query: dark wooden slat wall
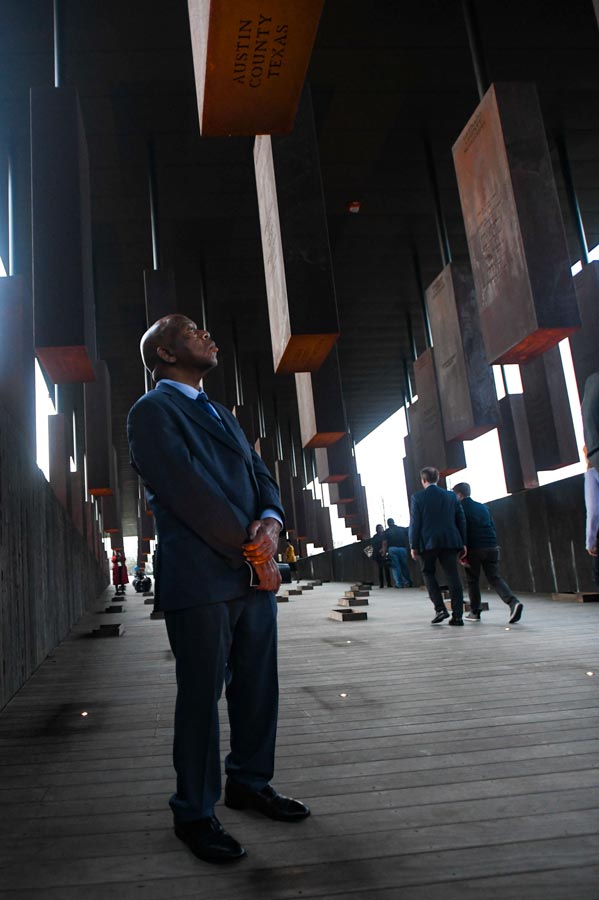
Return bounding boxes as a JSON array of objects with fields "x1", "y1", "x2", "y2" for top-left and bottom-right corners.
[{"x1": 0, "y1": 402, "x2": 108, "y2": 709}]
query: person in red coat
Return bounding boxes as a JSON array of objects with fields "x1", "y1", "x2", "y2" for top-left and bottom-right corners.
[{"x1": 112, "y1": 551, "x2": 129, "y2": 594}]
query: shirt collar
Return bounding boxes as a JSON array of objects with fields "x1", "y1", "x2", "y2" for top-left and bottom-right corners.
[{"x1": 158, "y1": 379, "x2": 201, "y2": 401}]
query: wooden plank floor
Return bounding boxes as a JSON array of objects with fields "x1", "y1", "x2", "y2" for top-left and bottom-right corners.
[{"x1": 0, "y1": 581, "x2": 598, "y2": 900}]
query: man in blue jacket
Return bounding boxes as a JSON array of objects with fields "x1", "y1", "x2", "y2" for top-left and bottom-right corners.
[
  {"x1": 452, "y1": 483, "x2": 523, "y2": 624},
  {"x1": 128, "y1": 315, "x2": 309, "y2": 865},
  {"x1": 409, "y1": 466, "x2": 467, "y2": 625}
]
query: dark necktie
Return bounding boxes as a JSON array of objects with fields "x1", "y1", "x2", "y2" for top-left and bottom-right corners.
[{"x1": 196, "y1": 390, "x2": 225, "y2": 428}]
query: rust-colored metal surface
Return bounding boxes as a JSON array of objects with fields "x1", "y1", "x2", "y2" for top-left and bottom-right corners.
[
  {"x1": 570, "y1": 261, "x2": 599, "y2": 402},
  {"x1": 413, "y1": 349, "x2": 466, "y2": 476},
  {"x1": 295, "y1": 350, "x2": 346, "y2": 448},
  {"x1": 520, "y1": 346, "x2": 579, "y2": 471},
  {"x1": 31, "y1": 87, "x2": 96, "y2": 384},
  {"x1": 48, "y1": 414, "x2": 69, "y2": 510},
  {"x1": 0, "y1": 276, "x2": 34, "y2": 445},
  {"x1": 453, "y1": 83, "x2": 580, "y2": 364},
  {"x1": 188, "y1": 0, "x2": 324, "y2": 136},
  {"x1": 84, "y1": 361, "x2": 114, "y2": 496},
  {"x1": 497, "y1": 394, "x2": 539, "y2": 493},
  {"x1": 254, "y1": 89, "x2": 339, "y2": 374},
  {"x1": 426, "y1": 263, "x2": 497, "y2": 441},
  {"x1": 314, "y1": 435, "x2": 353, "y2": 484}
]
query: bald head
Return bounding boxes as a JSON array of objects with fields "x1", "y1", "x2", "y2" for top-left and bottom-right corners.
[
  {"x1": 140, "y1": 315, "x2": 218, "y2": 384},
  {"x1": 140, "y1": 315, "x2": 184, "y2": 379}
]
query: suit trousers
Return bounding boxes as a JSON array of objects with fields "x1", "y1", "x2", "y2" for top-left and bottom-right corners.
[
  {"x1": 165, "y1": 590, "x2": 279, "y2": 821},
  {"x1": 420, "y1": 548, "x2": 463, "y2": 618},
  {"x1": 463, "y1": 547, "x2": 516, "y2": 612}
]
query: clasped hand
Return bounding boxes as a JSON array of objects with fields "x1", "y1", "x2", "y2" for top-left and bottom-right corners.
[{"x1": 243, "y1": 518, "x2": 282, "y2": 592}]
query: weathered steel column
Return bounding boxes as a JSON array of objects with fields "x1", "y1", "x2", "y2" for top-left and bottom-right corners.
[
  {"x1": 30, "y1": 19, "x2": 97, "y2": 384},
  {"x1": 295, "y1": 347, "x2": 346, "y2": 448},
  {"x1": 84, "y1": 361, "x2": 114, "y2": 496},
  {"x1": 452, "y1": 82, "x2": 580, "y2": 363},
  {"x1": 188, "y1": 0, "x2": 324, "y2": 136},
  {"x1": 143, "y1": 138, "x2": 178, "y2": 326},
  {"x1": 555, "y1": 133, "x2": 599, "y2": 401},
  {"x1": 254, "y1": 87, "x2": 339, "y2": 373}
]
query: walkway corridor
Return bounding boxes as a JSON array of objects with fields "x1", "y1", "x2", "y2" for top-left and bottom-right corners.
[{"x1": 0, "y1": 582, "x2": 597, "y2": 899}]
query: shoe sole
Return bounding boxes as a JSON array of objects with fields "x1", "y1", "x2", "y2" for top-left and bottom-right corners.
[
  {"x1": 431, "y1": 614, "x2": 450, "y2": 624},
  {"x1": 224, "y1": 797, "x2": 310, "y2": 821},
  {"x1": 509, "y1": 603, "x2": 523, "y2": 623},
  {"x1": 175, "y1": 830, "x2": 247, "y2": 863},
  {"x1": 465, "y1": 617, "x2": 481, "y2": 622}
]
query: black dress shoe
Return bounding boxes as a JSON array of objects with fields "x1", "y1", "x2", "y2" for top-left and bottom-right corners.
[
  {"x1": 448, "y1": 616, "x2": 464, "y2": 626},
  {"x1": 431, "y1": 608, "x2": 450, "y2": 624},
  {"x1": 224, "y1": 780, "x2": 311, "y2": 822},
  {"x1": 174, "y1": 817, "x2": 246, "y2": 863}
]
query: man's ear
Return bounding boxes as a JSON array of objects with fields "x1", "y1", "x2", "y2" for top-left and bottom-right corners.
[{"x1": 156, "y1": 345, "x2": 176, "y2": 364}]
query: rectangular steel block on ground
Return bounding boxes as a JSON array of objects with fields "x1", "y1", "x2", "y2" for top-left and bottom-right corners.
[
  {"x1": 276, "y1": 595, "x2": 290, "y2": 603},
  {"x1": 551, "y1": 592, "x2": 599, "y2": 603},
  {"x1": 91, "y1": 624, "x2": 124, "y2": 637},
  {"x1": 328, "y1": 608, "x2": 368, "y2": 621},
  {"x1": 338, "y1": 597, "x2": 369, "y2": 607}
]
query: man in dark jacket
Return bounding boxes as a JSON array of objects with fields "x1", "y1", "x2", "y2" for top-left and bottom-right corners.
[
  {"x1": 409, "y1": 466, "x2": 467, "y2": 625},
  {"x1": 382, "y1": 517, "x2": 412, "y2": 587},
  {"x1": 452, "y1": 482, "x2": 523, "y2": 624},
  {"x1": 128, "y1": 315, "x2": 309, "y2": 865}
]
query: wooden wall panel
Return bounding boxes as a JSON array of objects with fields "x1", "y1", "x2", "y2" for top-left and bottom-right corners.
[{"x1": 0, "y1": 401, "x2": 107, "y2": 710}]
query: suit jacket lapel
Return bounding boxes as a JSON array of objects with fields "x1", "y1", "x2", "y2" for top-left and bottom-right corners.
[{"x1": 155, "y1": 383, "x2": 247, "y2": 457}]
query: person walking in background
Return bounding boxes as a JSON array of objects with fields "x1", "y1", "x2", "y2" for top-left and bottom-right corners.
[
  {"x1": 111, "y1": 550, "x2": 129, "y2": 595},
  {"x1": 371, "y1": 524, "x2": 392, "y2": 588},
  {"x1": 284, "y1": 538, "x2": 298, "y2": 579},
  {"x1": 583, "y1": 448, "x2": 599, "y2": 589},
  {"x1": 409, "y1": 467, "x2": 467, "y2": 626},
  {"x1": 452, "y1": 483, "x2": 523, "y2": 624},
  {"x1": 383, "y1": 518, "x2": 412, "y2": 588}
]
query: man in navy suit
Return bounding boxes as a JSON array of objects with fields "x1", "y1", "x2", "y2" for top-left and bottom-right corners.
[
  {"x1": 127, "y1": 315, "x2": 309, "y2": 864},
  {"x1": 409, "y1": 466, "x2": 467, "y2": 625}
]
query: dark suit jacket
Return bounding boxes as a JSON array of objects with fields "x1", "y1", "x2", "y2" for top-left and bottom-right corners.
[
  {"x1": 409, "y1": 484, "x2": 467, "y2": 552},
  {"x1": 127, "y1": 381, "x2": 284, "y2": 611}
]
